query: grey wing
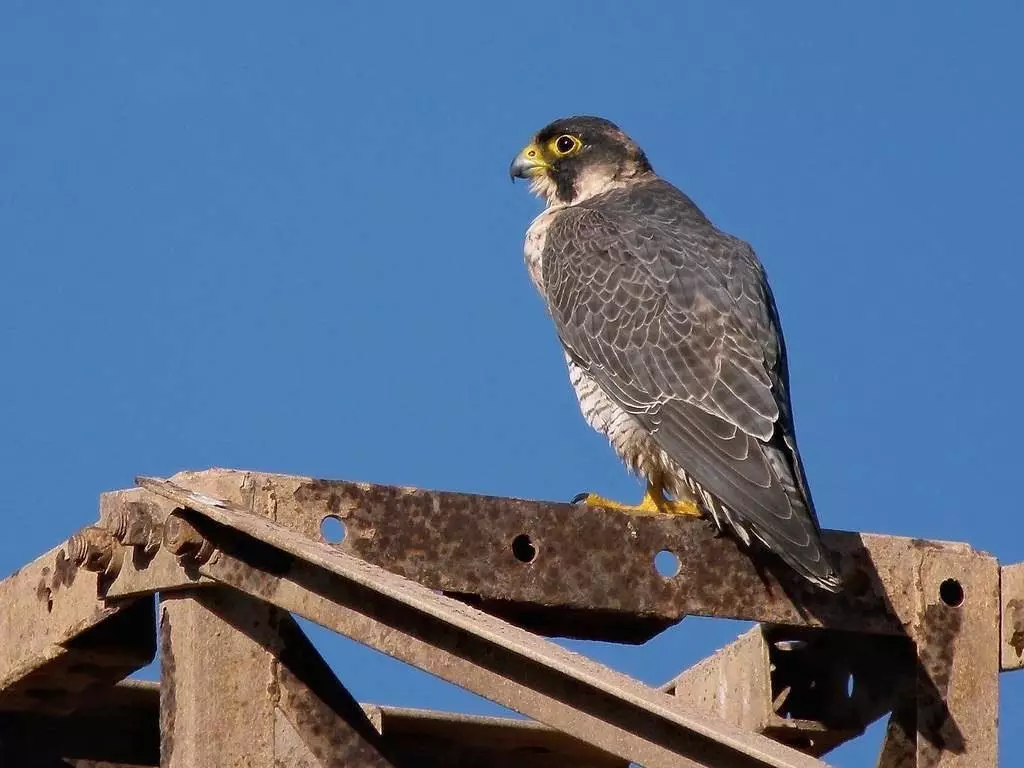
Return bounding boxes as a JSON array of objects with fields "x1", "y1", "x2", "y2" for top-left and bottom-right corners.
[{"x1": 542, "y1": 182, "x2": 840, "y2": 590}]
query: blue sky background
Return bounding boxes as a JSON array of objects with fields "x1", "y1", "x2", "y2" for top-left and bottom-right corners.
[{"x1": 2, "y1": 3, "x2": 1022, "y2": 764}]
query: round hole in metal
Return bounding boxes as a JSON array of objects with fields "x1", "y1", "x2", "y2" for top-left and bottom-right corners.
[
  {"x1": 320, "y1": 515, "x2": 347, "y2": 544},
  {"x1": 939, "y1": 578, "x2": 964, "y2": 607},
  {"x1": 512, "y1": 534, "x2": 537, "y2": 563},
  {"x1": 654, "y1": 549, "x2": 681, "y2": 578}
]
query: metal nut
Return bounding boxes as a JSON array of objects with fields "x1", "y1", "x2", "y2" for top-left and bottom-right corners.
[
  {"x1": 110, "y1": 501, "x2": 158, "y2": 552},
  {"x1": 163, "y1": 512, "x2": 215, "y2": 565},
  {"x1": 66, "y1": 526, "x2": 122, "y2": 575}
]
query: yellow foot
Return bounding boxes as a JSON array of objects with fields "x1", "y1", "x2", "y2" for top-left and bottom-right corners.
[{"x1": 571, "y1": 485, "x2": 701, "y2": 517}]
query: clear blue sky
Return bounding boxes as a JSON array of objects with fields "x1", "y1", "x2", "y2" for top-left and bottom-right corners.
[{"x1": 2, "y1": 3, "x2": 1022, "y2": 764}]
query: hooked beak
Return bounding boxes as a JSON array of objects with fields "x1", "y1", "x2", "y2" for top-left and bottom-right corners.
[{"x1": 509, "y1": 143, "x2": 549, "y2": 181}]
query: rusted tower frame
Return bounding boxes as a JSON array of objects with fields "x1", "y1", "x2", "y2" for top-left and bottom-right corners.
[{"x1": 0, "y1": 468, "x2": 1017, "y2": 766}]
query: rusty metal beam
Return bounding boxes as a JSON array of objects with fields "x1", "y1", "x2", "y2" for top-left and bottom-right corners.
[
  {"x1": 137, "y1": 476, "x2": 827, "y2": 768},
  {"x1": 0, "y1": 540, "x2": 155, "y2": 714},
  {"x1": 105, "y1": 468, "x2": 986, "y2": 642},
  {"x1": 873, "y1": 546, "x2": 1000, "y2": 768},
  {"x1": 909, "y1": 547, "x2": 999, "y2": 766}
]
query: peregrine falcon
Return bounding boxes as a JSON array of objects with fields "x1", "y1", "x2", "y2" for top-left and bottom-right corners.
[{"x1": 510, "y1": 116, "x2": 841, "y2": 592}]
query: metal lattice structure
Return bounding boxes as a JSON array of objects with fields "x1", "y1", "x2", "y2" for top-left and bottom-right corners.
[{"x1": 0, "y1": 468, "x2": 1018, "y2": 766}]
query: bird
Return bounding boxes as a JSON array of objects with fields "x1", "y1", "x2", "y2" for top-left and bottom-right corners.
[{"x1": 509, "y1": 116, "x2": 841, "y2": 592}]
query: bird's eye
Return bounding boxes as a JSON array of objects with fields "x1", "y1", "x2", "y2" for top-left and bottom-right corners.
[{"x1": 553, "y1": 134, "x2": 581, "y2": 156}]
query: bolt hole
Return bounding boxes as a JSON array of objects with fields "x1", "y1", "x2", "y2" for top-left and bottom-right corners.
[
  {"x1": 939, "y1": 578, "x2": 964, "y2": 607},
  {"x1": 320, "y1": 515, "x2": 347, "y2": 544},
  {"x1": 654, "y1": 549, "x2": 681, "y2": 578},
  {"x1": 512, "y1": 534, "x2": 536, "y2": 563}
]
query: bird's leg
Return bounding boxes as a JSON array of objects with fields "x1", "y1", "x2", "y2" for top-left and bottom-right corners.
[{"x1": 573, "y1": 481, "x2": 701, "y2": 517}]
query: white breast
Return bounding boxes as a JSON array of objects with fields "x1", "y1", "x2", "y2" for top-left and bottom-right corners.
[{"x1": 522, "y1": 207, "x2": 562, "y2": 297}]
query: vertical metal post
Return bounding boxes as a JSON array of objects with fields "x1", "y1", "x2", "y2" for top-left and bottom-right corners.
[
  {"x1": 913, "y1": 548, "x2": 999, "y2": 767},
  {"x1": 159, "y1": 588, "x2": 277, "y2": 767},
  {"x1": 158, "y1": 586, "x2": 396, "y2": 768}
]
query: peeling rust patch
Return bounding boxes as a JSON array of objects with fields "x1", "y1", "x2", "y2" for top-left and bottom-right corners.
[
  {"x1": 1007, "y1": 598, "x2": 1024, "y2": 658},
  {"x1": 51, "y1": 549, "x2": 77, "y2": 591},
  {"x1": 293, "y1": 479, "x2": 358, "y2": 519}
]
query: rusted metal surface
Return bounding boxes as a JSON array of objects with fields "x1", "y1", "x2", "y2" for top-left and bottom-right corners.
[
  {"x1": 366, "y1": 706, "x2": 628, "y2": 767},
  {"x1": 664, "y1": 625, "x2": 911, "y2": 757},
  {"x1": 909, "y1": 546, "x2": 999, "y2": 767},
  {"x1": 159, "y1": 588, "x2": 277, "y2": 767},
  {"x1": 117, "y1": 468, "x2": 977, "y2": 641},
  {"x1": 66, "y1": 526, "x2": 123, "y2": 576},
  {"x1": 138, "y1": 476, "x2": 828, "y2": 768},
  {"x1": 161, "y1": 516, "x2": 215, "y2": 565},
  {"x1": 271, "y1": 603, "x2": 397, "y2": 767},
  {"x1": 159, "y1": 587, "x2": 397, "y2": 768},
  {"x1": 102, "y1": 545, "x2": 208, "y2": 600},
  {"x1": 664, "y1": 625, "x2": 773, "y2": 731},
  {"x1": 1000, "y1": 562, "x2": 1024, "y2": 671},
  {"x1": 0, "y1": 540, "x2": 154, "y2": 714},
  {"x1": 0, "y1": 467, "x2": 1012, "y2": 765}
]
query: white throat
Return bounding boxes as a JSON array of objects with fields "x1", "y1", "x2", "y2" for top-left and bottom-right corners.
[{"x1": 531, "y1": 164, "x2": 637, "y2": 209}]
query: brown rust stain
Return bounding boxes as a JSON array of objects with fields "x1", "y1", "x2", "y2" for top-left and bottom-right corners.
[
  {"x1": 1007, "y1": 598, "x2": 1024, "y2": 658},
  {"x1": 307, "y1": 477, "x2": 903, "y2": 638},
  {"x1": 919, "y1": 602, "x2": 962, "y2": 695},
  {"x1": 160, "y1": 607, "x2": 176, "y2": 762},
  {"x1": 251, "y1": 474, "x2": 907, "y2": 639},
  {"x1": 34, "y1": 566, "x2": 53, "y2": 612},
  {"x1": 916, "y1": 599, "x2": 965, "y2": 757},
  {"x1": 51, "y1": 550, "x2": 77, "y2": 591},
  {"x1": 293, "y1": 479, "x2": 358, "y2": 519}
]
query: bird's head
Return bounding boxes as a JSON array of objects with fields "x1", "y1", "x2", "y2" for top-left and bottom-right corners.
[{"x1": 510, "y1": 116, "x2": 653, "y2": 206}]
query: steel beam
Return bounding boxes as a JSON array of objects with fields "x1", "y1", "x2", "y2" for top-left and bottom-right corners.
[
  {"x1": 910, "y1": 546, "x2": 999, "y2": 766},
  {"x1": 0, "y1": 540, "x2": 154, "y2": 714},
  {"x1": 110, "y1": 469, "x2": 995, "y2": 641}
]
